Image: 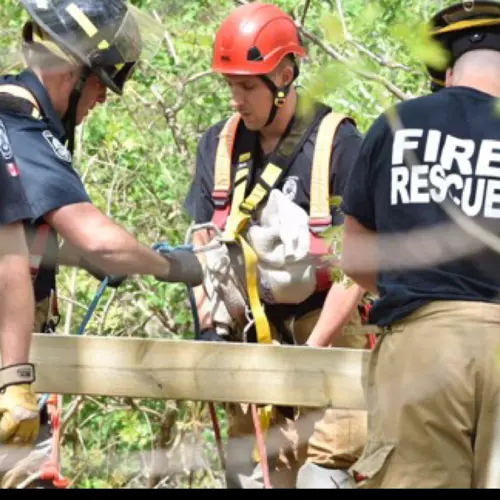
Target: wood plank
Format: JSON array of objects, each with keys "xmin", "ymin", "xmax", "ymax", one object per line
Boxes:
[{"xmin": 15, "ymin": 334, "xmax": 370, "ymax": 409}]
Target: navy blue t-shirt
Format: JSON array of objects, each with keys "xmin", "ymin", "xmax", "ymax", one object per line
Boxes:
[
  {"xmin": 0, "ymin": 70, "xmax": 91, "ymax": 302},
  {"xmin": 341, "ymin": 86, "xmax": 500, "ymax": 326}
]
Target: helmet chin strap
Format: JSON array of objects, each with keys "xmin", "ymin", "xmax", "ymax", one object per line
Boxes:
[
  {"xmin": 62, "ymin": 66, "xmax": 91, "ymax": 155},
  {"xmin": 259, "ymin": 62, "xmax": 300, "ymax": 127},
  {"xmin": 259, "ymin": 76, "xmax": 291, "ymax": 127}
]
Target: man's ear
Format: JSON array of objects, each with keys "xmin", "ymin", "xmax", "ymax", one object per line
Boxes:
[
  {"xmin": 281, "ymin": 64, "xmax": 295, "ymax": 87},
  {"xmin": 61, "ymin": 66, "xmax": 82, "ymax": 87},
  {"xmin": 445, "ymin": 67, "xmax": 454, "ymax": 87}
]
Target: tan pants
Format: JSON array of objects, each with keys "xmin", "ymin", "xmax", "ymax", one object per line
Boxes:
[
  {"xmin": 349, "ymin": 300, "xmax": 500, "ymax": 489},
  {"xmin": 225, "ymin": 308, "xmax": 371, "ymax": 489},
  {"xmin": 0, "ymin": 298, "xmax": 52, "ymax": 489}
]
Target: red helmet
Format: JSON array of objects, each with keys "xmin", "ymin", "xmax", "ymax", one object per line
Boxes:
[{"xmin": 212, "ymin": 2, "xmax": 306, "ymax": 75}]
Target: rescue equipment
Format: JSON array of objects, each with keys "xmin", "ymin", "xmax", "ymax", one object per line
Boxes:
[{"xmin": 206, "ymin": 99, "xmax": 354, "ymax": 343}]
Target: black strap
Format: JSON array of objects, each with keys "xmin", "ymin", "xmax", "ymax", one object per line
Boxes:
[{"xmin": 63, "ymin": 67, "xmax": 91, "ymax": 155}]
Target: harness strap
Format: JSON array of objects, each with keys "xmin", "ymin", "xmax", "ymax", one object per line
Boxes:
[
  {"xmin": 212, "ymin": 114, "xmax": 241, "ymax": 230},
  {"xmin": 237, "ymin": 235, "xmax": 272, "ymax": 344},
  {"xmin": 309, "ymin": 112, "xmax": 353, "ymax": 292},
  {"xmin": 29, "ymin": 224, "xmax": 51, "ymax": 282},
  {"xmin": 309, "ymin": 111, "xmax": 350, "ymax": 229},
  {"xmin": 0, "ymin": 84, "xmax": 41, "ymax": 119}
]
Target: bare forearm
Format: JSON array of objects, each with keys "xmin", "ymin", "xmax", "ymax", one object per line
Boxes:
[
  {"xmin": 0, "ymin": 225, "xmax": 34, "ymax": 366},
  {"xmin": 341, "ymin": 216, "xmax": 379, "ymax": 295},
  {"xmin": 58, "ymin": 241, "xmax": 83, "ymax": 267},
  {"xmin": 306, "ymin": 283, "xmax": 365, "ymax": 347},
  {"xmin": 80, "ymin": 226, "xmax": 171, "ymax": 278},
  {"xmin": 344, "ymin": 273, "xmax": 377, "ymax": 294}
]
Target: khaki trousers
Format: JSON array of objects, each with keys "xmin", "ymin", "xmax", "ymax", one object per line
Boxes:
[
  {"xmin": 349, "ymin": 300, "xmax": 500, "ymax": 489},
  {"xmin": 225, "ymin": 307, "xmax": 371, "ymax": 489}
]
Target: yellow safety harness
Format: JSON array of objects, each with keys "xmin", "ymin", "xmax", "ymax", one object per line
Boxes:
[{"xmin": 211, "ymin": 104, "xmax": 353, "ymax": 345}]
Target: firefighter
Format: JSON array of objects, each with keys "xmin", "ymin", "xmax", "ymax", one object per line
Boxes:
[
  {"xmin": 0, "ymin": 0, "xmax": 202, "ymax": 488},
  {"xmin": 341, "ymin": 0, "xmax": 500, "ymax": 488},
  {"xmin": 184, "ymin": 2, "xmax": 371, "ymax": 489}
]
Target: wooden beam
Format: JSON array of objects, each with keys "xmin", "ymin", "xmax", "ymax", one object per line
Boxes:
[{"xmin": 19, "ymin": 334, "xmax": 370, "ymax": 409}]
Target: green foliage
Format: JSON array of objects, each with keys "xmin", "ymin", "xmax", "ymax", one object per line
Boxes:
[{"xmin": 0, "ymin": 0, "xmax": 463, "ymax": 489}]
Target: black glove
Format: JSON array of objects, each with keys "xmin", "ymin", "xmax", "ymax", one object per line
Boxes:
[
  {"xmin": 80, "ymin": 257, "xmax": 127, "ymax": 288},
  {"xmin": 156, "ymin": 247, "xmax": 203, "ymax": 287},
  {"xmin": 197, "ymin": 328, "xmax": 226, "ymax": 342}
]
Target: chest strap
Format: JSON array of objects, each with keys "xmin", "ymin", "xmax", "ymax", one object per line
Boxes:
[{"xmin": 0, "ymin": 84, "xmax": 41, "ymax": 119}]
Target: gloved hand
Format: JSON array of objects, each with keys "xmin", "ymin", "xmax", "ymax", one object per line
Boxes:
[
  {"xmin": 197, "ymin": 328, "xmax": 227, "ymax": 342},
  {"xmin": 155, "ymin": 247, "xmax": 203, "ymax": 287},
  {"xmin": 0, "ymin": 384, "xmax": 40, "ymax": 445},
  {"xmin": 80, "ymin": 257, "xmax": 127, "ymax": 288}
]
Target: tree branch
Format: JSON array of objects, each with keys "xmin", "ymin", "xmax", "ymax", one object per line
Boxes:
[
  {"xmin": 297, "ymin": 23, "xmax": 413, "ymax": 101},
  {"xmin": 301, "ymin": 0, "xmax": 312, "ymax": 26}
]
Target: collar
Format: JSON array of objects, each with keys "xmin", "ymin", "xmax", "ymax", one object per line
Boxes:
[{"xmin": 0, "ymin": 69, "xmax": 67, "ymax": 139}]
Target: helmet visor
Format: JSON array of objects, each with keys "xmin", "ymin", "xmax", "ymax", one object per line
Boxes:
[{"xmin": 20, "ymin": 0, "xmax": 164, "ymax": 90}]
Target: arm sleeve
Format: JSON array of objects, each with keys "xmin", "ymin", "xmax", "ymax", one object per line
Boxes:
[
  {"xmin": 339, "ymin": 116, "xmax": 387, "ymax": 231},
  {"xmin": 0, "ymin": 121, "xmax": 33, "ymax": 225},
  {"xmin": 11, "ymin": 123, "xmax": 90, "ymax": 221},
  {"xmin": 183, "ymin": 129, "xmax": 219, "ymax": 224}
]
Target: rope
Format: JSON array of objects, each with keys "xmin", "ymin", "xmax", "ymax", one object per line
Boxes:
[
  {"xmin": 34, "ymin": 235, "xmax": 267, "ymax": 488},
  {"xmin": 153, "ymin": 241, "xmax": 228, "ymax": 473},
  {"xmin": 33, "ymin": 277, "xmax": 112, "ymax": 489}
]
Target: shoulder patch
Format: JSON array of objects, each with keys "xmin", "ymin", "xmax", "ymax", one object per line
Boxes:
[
  {"xmin": 0, "ymin": 119, "xmax": 13, "ymax": 161},
  {"xmin": 42, "ymin": 130, "xmax": 72, "ymax": 163}
]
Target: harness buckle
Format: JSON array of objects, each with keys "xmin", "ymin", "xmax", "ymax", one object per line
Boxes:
[
  {"xmin": 211, "ymin": 190, "xmax": 230, "ymax": 208},
  {"xmin": 239, "ymin": 201, "xmax": 254, "ymax": 215},
  {"xmin": 308, "ymin": 216, "xmax": 332, "ymax": 234}
]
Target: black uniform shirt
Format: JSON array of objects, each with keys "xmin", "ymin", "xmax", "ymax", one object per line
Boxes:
[
  {"xmin": 185, "ymin": 110, "xmax": 363, "ymax": 227},
  {"xmin": 0, "ymin": 120, "xmax": 33, "ymax": 225},
  {"xmin": 0, "ymin": 69, "xmax": 91, "ymax": 302},
  {"xmin": 184, "ymin": 104, "xmax": 363, "ymax": 319},
  {"xmin": 341, "ymin": 86, "xmax": 500, "ymax": 326}
]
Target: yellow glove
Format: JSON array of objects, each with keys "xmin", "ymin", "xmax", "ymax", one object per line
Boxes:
[
  {"xmin": 0, "ymin": 360, "xmax": 40, "ymax": 446},
  {"xmin": 0, "ymin": 384, "xmax": 40, "ymax": 445}
]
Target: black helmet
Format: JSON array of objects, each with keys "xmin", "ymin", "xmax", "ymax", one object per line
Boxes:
[
  {"xmin": 426, "ymin": 1, "xmax": 500, "ymax": 91},
  {"xmin": 20, "ymin": 0, "xmax": 144, "ymax": 95}
]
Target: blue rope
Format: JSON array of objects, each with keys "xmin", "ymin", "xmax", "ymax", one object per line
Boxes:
[
  {"xmin": 39, "ymin": 277, "xmax": 110, "ymax": 410},
  {"xmin": 39, "ymin": 242, "xmax": 202, "ymax": 409},
  {"xmin": 77, "ymin": 277, "xmax": 110, "ymax": 336}
]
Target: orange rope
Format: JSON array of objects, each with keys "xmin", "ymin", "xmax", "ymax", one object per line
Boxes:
[{"xmin": 251, "ymin": 404, "xmax": 272, "ymax": 489}]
